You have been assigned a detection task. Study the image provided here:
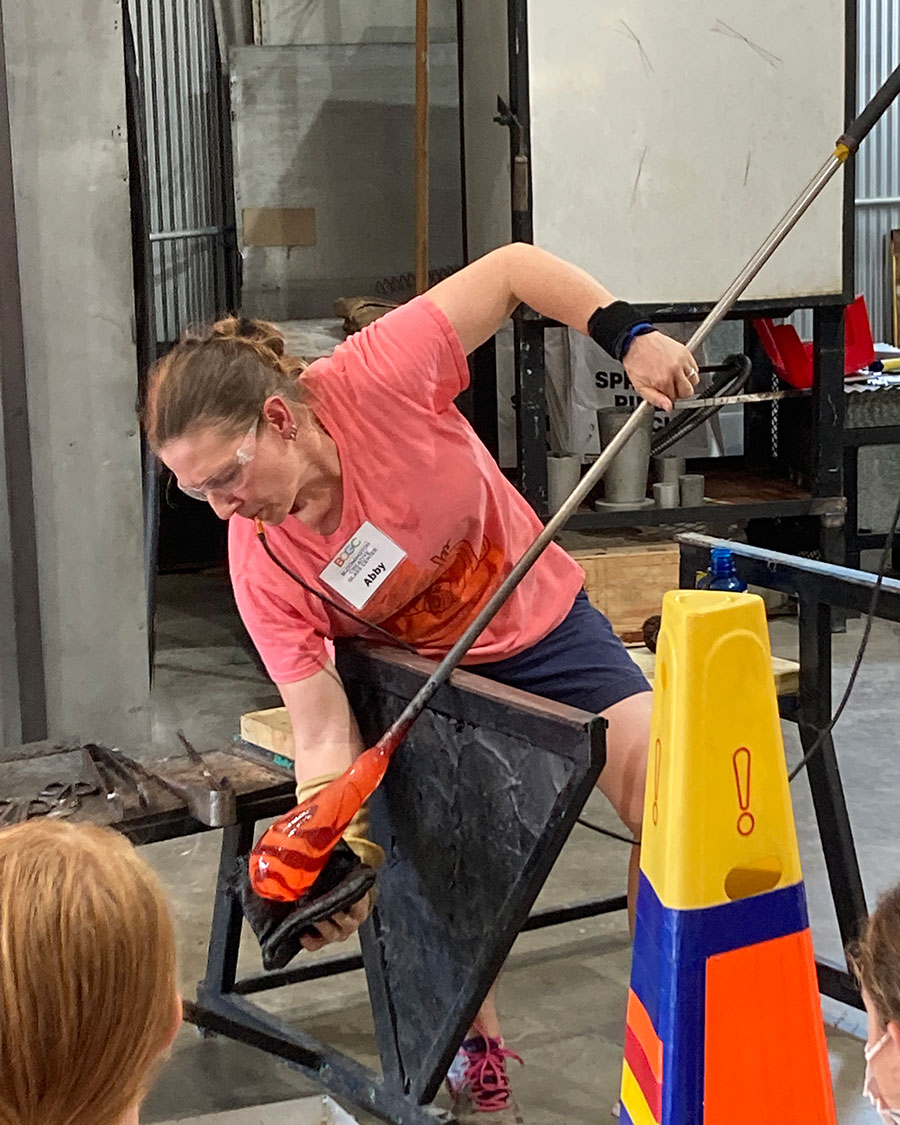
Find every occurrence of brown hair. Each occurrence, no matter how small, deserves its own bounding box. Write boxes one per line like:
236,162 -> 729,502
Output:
0,819 -> 178,1125
143,314 -> 308,451
849,883 -> 900,1027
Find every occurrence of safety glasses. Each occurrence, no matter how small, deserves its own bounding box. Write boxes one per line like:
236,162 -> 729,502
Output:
178,419 -> 259,502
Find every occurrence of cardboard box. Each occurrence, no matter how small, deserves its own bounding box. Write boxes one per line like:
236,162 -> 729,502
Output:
242,207 -> 316,247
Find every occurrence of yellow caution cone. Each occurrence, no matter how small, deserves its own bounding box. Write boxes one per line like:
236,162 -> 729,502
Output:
620,590 -> 836,1125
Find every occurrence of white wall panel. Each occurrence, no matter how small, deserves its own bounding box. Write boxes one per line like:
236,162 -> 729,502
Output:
526,0 -> 847,305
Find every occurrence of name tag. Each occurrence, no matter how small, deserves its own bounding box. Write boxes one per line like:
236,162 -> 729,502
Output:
319,521 -> 407,609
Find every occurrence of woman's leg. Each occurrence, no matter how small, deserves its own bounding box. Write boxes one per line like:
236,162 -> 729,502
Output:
595,689 -> 653,931
471,982 -> 501,1038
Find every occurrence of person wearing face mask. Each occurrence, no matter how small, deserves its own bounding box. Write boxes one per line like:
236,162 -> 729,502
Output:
850,884 -> 900,1122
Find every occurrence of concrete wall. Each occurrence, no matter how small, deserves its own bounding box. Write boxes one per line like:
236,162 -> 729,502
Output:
2,0 -> 150,744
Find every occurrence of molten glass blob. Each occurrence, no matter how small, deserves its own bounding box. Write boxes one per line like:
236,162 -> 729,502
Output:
249,743 -> 390,902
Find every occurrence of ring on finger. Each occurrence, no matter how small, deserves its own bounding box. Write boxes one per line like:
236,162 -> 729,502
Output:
687,367 -> 699,384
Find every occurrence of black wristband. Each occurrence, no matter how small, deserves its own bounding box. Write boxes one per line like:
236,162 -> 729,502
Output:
587,301 -> 655,362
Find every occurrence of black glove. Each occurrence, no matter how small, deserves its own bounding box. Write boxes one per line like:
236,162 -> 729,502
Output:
231,840 -> 377,971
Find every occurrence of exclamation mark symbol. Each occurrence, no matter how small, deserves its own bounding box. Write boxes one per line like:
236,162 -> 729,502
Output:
652,738 -> 661,825
733,746 -> 755,836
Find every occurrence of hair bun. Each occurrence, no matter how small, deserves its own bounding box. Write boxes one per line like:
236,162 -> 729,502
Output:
210,314 -> 286,358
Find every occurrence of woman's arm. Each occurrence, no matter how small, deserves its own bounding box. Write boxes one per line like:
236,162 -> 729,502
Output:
276,663 -> 371,952
277,661 -> 364,782
426,242 -> 697,411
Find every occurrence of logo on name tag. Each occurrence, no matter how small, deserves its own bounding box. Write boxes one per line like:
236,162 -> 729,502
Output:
319,521 -> 406,610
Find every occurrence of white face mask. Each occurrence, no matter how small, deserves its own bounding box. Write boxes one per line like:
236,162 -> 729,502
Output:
864,1031 -> 900,1123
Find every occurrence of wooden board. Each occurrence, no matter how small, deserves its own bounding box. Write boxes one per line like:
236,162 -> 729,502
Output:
241,706 -> 295,759
241,638 -> 800,758
567,543 -> 680,641
625,645 -> 799,696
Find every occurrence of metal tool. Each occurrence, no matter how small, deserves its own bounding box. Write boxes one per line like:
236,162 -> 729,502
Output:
153,763 -> 237,827
73,745 -> 124,821
39,779 -> 100,815
0,796 -> 55,827
167,732 -> 237,827
87,743 -> 153,810
176,731 -> 231,790
88,740 -> 236,828
249,60 -> 900,902
671,388 -> 809,409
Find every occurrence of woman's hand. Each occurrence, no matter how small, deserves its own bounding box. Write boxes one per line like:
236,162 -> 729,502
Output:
299,889 -> 374,953
623,333 -> 699,412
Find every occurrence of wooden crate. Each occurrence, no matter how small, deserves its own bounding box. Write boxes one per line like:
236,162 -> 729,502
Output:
566,543 -> 680,641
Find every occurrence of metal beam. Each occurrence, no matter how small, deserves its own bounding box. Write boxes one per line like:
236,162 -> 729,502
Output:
0,0 -> 47,742
677,533 -> 900,621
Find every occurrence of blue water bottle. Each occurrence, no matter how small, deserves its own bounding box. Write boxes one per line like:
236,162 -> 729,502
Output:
697,546 -> 747,592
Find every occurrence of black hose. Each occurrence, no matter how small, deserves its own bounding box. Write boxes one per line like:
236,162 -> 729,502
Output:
650,353 -> 752,456
255,523 -> 418,655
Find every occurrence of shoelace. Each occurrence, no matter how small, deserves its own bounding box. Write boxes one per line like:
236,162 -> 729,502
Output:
462,1038 -> 524,1112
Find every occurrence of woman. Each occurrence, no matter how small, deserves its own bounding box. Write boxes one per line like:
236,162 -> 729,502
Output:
851,884 -> 900,1121
144,242 -> 697,1122
0,818 -> 180,1125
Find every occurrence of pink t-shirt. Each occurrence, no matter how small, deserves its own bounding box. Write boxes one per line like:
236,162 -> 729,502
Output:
229,297 -> 585,684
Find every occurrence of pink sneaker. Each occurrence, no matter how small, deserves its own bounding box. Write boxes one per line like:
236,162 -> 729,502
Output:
446,1034 -> 525,1122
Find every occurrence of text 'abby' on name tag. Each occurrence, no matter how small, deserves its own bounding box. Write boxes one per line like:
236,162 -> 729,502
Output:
318,521 -> 407,610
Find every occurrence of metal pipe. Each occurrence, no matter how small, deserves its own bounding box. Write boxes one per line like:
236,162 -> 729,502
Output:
158,0 -> 181,337
855,195 -> 900,206
149,225 -> 227,241
195,0 -> 215,320
169,0 -> 194,326
375,63 -> 900,751
186,0 -> 202,324
671,388 -> 809,409
208,15 -> 228,315
145,0 -> 172,342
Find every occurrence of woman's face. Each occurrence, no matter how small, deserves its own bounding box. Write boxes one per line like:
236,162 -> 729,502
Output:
160,403 -> 337,530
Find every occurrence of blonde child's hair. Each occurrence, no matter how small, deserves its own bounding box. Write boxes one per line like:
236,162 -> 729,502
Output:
0,819 -> 178,1125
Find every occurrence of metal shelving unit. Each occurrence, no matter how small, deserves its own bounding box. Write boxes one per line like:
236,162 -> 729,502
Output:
843,417 -> 900,570
502,302 -> 851,563
460,0 -> 857,565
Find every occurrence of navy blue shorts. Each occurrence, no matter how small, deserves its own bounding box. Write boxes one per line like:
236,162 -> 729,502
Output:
471,591 -> 651,714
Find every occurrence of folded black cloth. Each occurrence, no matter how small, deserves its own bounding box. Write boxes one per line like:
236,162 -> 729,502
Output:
231,840 -> 377,971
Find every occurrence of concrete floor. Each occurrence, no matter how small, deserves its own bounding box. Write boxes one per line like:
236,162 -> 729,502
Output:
141,568 -> 899,1124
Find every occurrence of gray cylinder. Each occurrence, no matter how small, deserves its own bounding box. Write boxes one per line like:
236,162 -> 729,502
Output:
653,455 -> 686,484
546,454 -> 582,516
597,407 -> 654,505
653,481 -> 680,509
